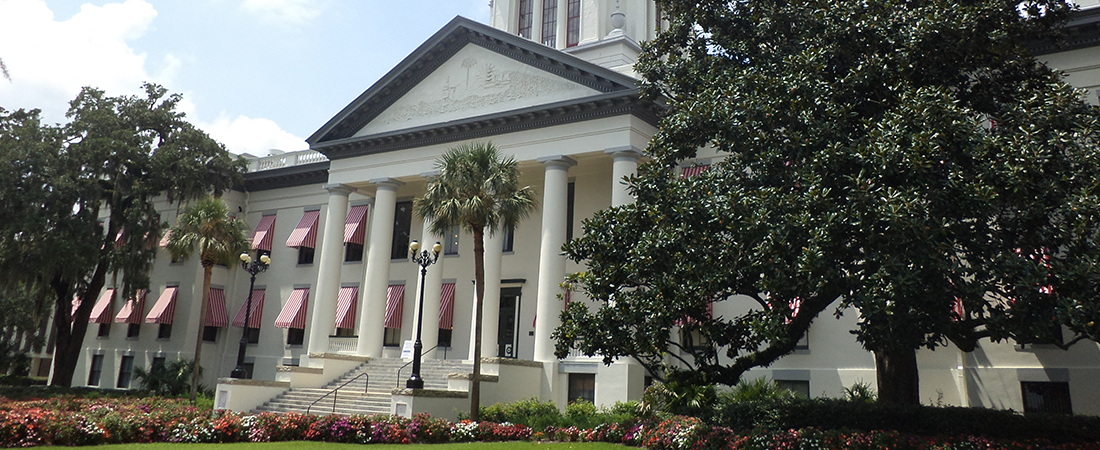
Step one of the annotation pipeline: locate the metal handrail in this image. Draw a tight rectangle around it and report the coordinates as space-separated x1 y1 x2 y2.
306 372 368 415
396 344 440 388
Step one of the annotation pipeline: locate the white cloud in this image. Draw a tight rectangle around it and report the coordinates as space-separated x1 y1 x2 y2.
200 112 307 156
0 0 305 157
239 0 325 28
0 0 156 123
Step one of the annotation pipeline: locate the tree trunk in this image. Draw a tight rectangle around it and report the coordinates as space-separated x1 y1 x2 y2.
50 260 108 387
874 347 920 404
470 227 485 421
191 264 213 403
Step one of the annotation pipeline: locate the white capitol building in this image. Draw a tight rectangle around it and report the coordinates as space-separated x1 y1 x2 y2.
32 0 1100 418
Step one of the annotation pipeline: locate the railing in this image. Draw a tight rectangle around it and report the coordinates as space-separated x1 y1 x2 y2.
306 373 368 415
395 345 440 388
248 150 328 172
328 336 358 353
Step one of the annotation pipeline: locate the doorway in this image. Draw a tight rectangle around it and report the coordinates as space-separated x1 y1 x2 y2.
498 287 522 358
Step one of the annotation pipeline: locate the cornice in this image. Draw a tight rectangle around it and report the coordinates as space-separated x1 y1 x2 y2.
312 90 661 161
243 161 330 192
1030 7 1100 55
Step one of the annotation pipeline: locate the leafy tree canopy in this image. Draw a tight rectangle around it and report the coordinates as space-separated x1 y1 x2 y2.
0 83 246 386
555 0 1100 403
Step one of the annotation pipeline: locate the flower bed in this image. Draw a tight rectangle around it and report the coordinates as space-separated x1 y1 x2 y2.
1 396 1097 449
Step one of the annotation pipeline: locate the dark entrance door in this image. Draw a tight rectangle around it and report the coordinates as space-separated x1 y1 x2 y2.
498 287 521 358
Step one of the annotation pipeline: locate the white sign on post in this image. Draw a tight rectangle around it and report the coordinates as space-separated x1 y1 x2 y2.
401 339 414 360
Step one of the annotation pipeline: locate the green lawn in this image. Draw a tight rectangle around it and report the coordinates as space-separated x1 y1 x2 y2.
79 442 624 450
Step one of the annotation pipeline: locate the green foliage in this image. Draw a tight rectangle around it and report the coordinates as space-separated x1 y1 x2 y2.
466 398 641 430
557 0 1100 404
0 84 245 386
844 381 877 404
133 359 201 396
167 196 250 268
725 378 796 403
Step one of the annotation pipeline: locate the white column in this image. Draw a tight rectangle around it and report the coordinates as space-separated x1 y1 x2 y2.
533 155 576 362
357 178 404 357
532 0 544 42
481 224 504 358
415 214 445 360
555 0 568 48
606 146 642 207
306 184 355 357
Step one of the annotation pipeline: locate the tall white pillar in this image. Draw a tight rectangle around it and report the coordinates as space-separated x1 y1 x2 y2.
357 178 404 357
415 210 445 360
533 155 576 362
481 224 504 358
555 0 568 48
306 184 355 357
606 146 642 207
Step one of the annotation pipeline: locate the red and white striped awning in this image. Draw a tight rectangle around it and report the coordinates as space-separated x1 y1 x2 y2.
232 290 266 328
344 205 370 245
114 290 148 324
335 286 358 329
250 215 277 252
145 286 178 324
114 230 125 248
286 210 320 248
274 288 309 329
159 229 172 248
680 164 710 178
438 283 456 329
206 288 229 327
71 295 80 319
384 285 405 329
89 289 115 324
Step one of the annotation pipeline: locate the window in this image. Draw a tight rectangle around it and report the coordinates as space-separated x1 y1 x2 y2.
202 326 218 342
437 329 453 347
776 380 810 398
117 355 134 388
444 225 460 255
152 357 165 369
243 362 255 380
541 0 557 46
517 0 533 38
157 324 172 340
297 246 315 265
1022 382 1072 414
345 242 364 262
384 328 402 347
97 323 110 338
127 323 140 338
287 328 305 346
87 354 104 386
795 333 809 350
245 327 260 344
566 181 575 242
391 201 413 260
654 2 663 33
502 224 515 252
568 373 595 404
336 327 356 337
567 0 580 47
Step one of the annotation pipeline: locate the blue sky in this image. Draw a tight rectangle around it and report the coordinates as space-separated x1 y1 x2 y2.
0 0 490 155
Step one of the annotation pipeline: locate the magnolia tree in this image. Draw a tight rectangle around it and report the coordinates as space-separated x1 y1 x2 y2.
555 0 1100 404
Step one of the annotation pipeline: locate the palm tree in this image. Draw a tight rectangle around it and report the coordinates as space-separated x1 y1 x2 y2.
166 195 250 403
415 142 536 421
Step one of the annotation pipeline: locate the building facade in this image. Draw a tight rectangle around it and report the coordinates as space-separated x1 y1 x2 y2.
56 0 1100 416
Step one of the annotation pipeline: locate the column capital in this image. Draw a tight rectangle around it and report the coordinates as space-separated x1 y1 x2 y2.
369 178 406 189
605 146 643 161
323 183 356 196
537 155 577 169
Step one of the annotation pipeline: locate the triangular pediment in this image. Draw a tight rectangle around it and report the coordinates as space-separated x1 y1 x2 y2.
355 44 602 137
307 17 650 158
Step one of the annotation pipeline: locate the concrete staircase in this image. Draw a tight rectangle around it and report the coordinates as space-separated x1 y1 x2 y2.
254 358 473 416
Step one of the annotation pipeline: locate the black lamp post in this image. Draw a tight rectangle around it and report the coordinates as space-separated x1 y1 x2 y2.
231 251 270 379
407 239 441 389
